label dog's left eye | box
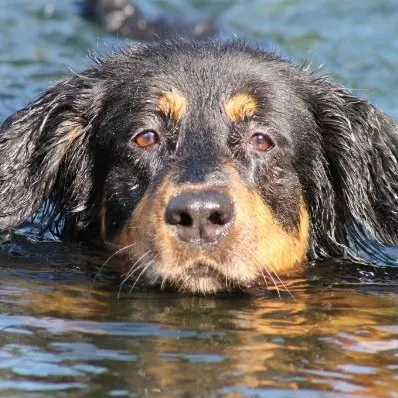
[134,130,159,148]
[250,133,274,152]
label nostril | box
[167,210,193,227]
[208,211,225,225]
[180,212,193,227]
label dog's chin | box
[178,275,225,295]
[178,263,227,294]
[149,262,241,295]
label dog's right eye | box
[133,130,159,149]
[250,132,274,152]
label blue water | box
[0,1,398,396]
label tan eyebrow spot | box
[225,93,257,122]
[157,90,187,120]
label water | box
[0,0,398,396]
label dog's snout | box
[165,191,235,244]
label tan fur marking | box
[231,172,310,274]
[225,93,257,122]
[157,90,187,120]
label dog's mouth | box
[174,262,228,294]
[184,262,221,279]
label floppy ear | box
[305,78,398,263]
[0,71,104,232]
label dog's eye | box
[134,130,159,148]
[250,133,274,152]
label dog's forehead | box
[152,57,268,96]
[110,43,300,128]
[123,44,284,100]
[142,59,279,123]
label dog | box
[0,41,397,294]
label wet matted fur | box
[0,41,397,294]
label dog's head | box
[1,41,397,294]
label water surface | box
[0,1,398,396]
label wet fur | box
[0,41,397,292]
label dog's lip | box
[185,262,220,278]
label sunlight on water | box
[0,266,398,396]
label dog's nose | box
[165,191,235,245]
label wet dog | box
[0,41,397,294]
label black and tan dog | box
[0,41,397,294]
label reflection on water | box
[0,0,398,396]
[1,260,398,396]
[0,238,398,396]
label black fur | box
[0,41,397,266]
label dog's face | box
[97,46,314,293]
[1,42,397,294]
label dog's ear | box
[304,78,398,262]
[0,71,104,231]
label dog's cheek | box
[105,193,155,274]
[228,168,310,276]
[251,201,310,275]
[106,176,173,274]
[255,157,303,231]
[100,186,146,253]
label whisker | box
[117,250,150,297]
[121,251,151,279]
[91,243,136,289]
[259,270,269,289]
[260,268,280,298]
[128,260,155,294]
[117,263,147,297]
[242,246,295,300]
[149,273,161,287]
[160,274,168,290]
[266,262,296,301]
